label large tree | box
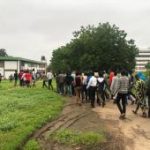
[0,48,8,57]
[51,23,138,73]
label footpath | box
[94,100,150,150]
[29,97,150,150]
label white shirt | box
[82,75,87,85]
[87,76,97,89]
[97,77,104,83]
[47,72,53,80]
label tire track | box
[19,99,90,150]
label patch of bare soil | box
[21,96,150,150]
[93,101,150,150]
[25,97,126,150]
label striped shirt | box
[117,76,129,94]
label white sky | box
[0,0,150,62]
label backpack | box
[75,76,82,86]
[97,78,105,91]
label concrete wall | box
[0,60,46,79]
[0,67,4,76]
[5,61,18,70]
[4,61,18,79]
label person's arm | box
[110,78,115,92]
[86,78,92,89]
[21,74,25,80]
[116,78,121,93]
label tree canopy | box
[0,48,8,57]
[51,22,138,73]
[145,62,150,70]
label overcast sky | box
[0,0,150,62]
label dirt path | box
[93,100,150,150]
[26,97,150,150]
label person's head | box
[135,74,140,80]
[114,71,117,76]
[99,71,103,77]
[121,70,126,76]
[76,72,81,76]
[94,72,99,78]
[66,72,69,76]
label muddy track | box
[18,99,91,150]
[37,108,90,150]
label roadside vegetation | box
[0,80,64,150]
[50,129,106,146]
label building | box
[135,49,150,72]
[0,56,47,79]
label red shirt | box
[109,72,114,86]
[25,73,32,81]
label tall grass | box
[0,80,64,150]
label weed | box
[23,139,40,150]
[51,129,105,146]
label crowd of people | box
[0,68,150,120]
[55,70,150,120]
[8,69,38,87]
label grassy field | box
[0,80,64,150]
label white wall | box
[0,67,4,76]
[5,61,17,70]
[5,71,15,79]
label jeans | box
[48,79,53,90]
[89,86,97,107]
[75,86,82,104]
[116,93,127,114]
[65,84,72,96]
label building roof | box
[139,51,150,53]
[0,56,46,64]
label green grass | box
[50,129,106,146]
[0,80,64,150]
[23,139,40,150]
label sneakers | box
[119,113,126,119]
[102,102,106,107]
[132,110,137,114]
[131,100,135,105]
[142,112,147,118]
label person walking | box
[14,70,18,86]
[97,72,107,107]
[81,73,88,103]
[86,72,97,108]
[110,71,119,103]
[18,70,24,86]
[42,74,48,88]
[47,70,54,90]
[133,74,146,117]
[58,73,65,95]
[146,77,150,118]
[22,70,32,87]
[65,72,74,96]
[74,72,82,105]
[116,70,129,119]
